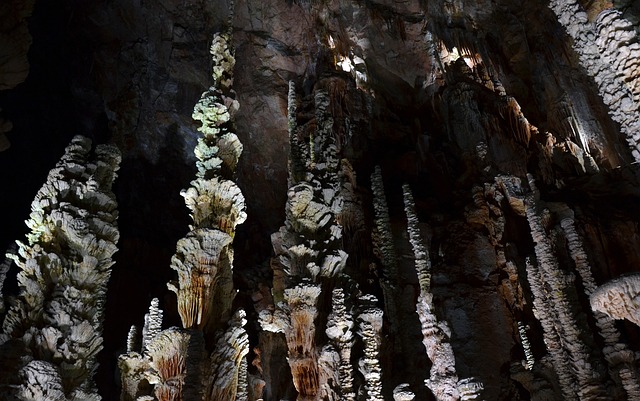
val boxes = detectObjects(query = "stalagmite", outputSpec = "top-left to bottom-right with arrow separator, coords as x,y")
167,229 -> 234,329
284,281 -> 322,400
371,166 -> 399,282
206,310 -> 250,401
498,174 -> 578,399
0,135 -> 121,401
357,294 -> 384,401
403,183 -> 483,400
517,322 -> 535,371
393,384 -> 415,401
146,328 -> 197,401
325,287 -> 356,401
561,214 -> 640,398
120,18 -> 248,400
525,174 -> 606,400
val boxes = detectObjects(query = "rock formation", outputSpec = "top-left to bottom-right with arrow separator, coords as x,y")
1,0 -> 640,400
0,135 -> 121,400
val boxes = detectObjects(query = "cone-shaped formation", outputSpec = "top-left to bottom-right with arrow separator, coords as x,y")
561,214 -> 640,398
168,229 -> 234,329
325,287 -> 356,401
357,294 -> 384,401
120,21 -> 249,401
169,29 -> 246,331
206,310 -> 250,401
403,183 -> 483,400
284,281 -> 322,398
261,80 -> 365,401
0,135 -> 121,400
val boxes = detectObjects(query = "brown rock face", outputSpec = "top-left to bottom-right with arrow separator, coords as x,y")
1,0 -> 640,400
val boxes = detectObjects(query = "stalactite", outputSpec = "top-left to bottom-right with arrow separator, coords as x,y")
560,214 -> 640,398
547,0 -> 640,161
525,174 -> 607,400
0,135 -> 121,400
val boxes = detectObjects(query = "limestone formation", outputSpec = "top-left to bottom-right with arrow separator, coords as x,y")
284,281 -> 322,399
526,175 -> 608,400
120,22 -> 249,401
404,183 -> 483,401
325,287 -> 356,401
0,135 -> 121,400
561,213 -> 640,398
591,274 -> 640,327
548,0 -> 640,160
356,294 -> 384,401
517,322 -> 535,371
206,310 -> 250,401
167,229 -> 234,329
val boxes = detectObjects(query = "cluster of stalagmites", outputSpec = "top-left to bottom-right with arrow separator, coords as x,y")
548,1 -> 640,160
259,81 -> 362,401
0,135 -> 121,400
496,174 -> 640,400
118,29 -> 249,401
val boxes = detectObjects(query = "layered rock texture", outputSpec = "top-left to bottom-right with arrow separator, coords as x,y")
1,0 -> 640,400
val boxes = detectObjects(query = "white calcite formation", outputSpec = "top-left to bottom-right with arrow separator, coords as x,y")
206,310 -> 250,401
356,294 -> 384,401
261,80 -> 364,401
393,383 -> 415,401
548,1 -> 640,161
517,322 -> 535,371
524,175 -> 607,400
561,214 -> 640,399
591,274 -> 640,327
119,26 -> 249,401
167,229 -> 234,330
403,184 -> 483,401
325,287 -> 356,401
0,135 -> 121,400
169,29 -> 246,332
284,281 -> 322,399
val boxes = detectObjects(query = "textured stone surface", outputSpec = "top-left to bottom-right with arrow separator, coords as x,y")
1,0 -> 640,400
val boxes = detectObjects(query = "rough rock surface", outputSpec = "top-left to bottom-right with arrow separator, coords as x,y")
1,0 -> 640,400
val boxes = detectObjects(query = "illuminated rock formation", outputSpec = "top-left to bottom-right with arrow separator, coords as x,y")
591,274 -> 640,327
356,294 -> 384,401
119,23 -> 249,401
561,213 -> 640,399
325,287 -> 356,401
548,0 -> 640,160
403,183 -> 483,401
0,135 -> 121,400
